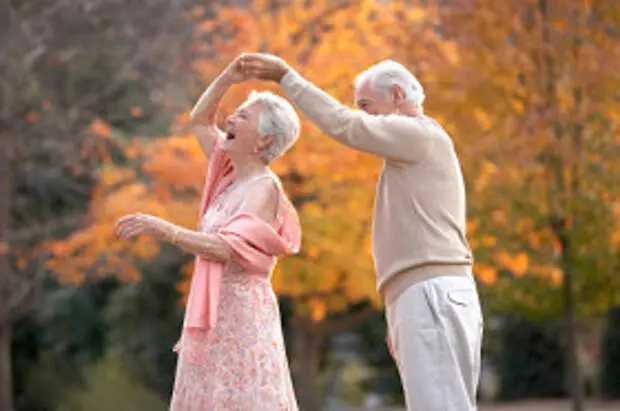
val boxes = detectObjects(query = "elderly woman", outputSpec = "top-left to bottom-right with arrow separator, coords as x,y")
115,59 -> 301,410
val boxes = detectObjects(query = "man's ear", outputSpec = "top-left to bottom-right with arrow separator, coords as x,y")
257,134 -> 275,151
391,84 -> 406,105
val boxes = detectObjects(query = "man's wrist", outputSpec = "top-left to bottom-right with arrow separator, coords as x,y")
276,67 -> 290,83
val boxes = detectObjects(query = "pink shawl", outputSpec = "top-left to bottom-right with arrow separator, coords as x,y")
183,141 -> 301,332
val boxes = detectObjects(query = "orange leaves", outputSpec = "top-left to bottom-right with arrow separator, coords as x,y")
480,235 -> 497,247
491,210 -> 507,225
494,251 -> 529,277
530,264 -> 563,285
473,108 -> 493,132
99,167 -> 137,189
90,118 -> 112,138
43,0 -> 620,324
197,20 -> 217,33
466,219 -> 479,236
131,106 -> 143,117
190,5 -> 205,19
475,265 -> 497,285
510,252 -> 529,277
309,298 -> 327,322
26,111 -> 39,123
612,231 -> 620,248
473,160 -> 498,192
406,7 -> 426,23
0,241 -> 8,255
441,41 -> 460,66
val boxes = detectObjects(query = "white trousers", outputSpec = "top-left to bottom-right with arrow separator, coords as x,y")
386,275 -> 484,411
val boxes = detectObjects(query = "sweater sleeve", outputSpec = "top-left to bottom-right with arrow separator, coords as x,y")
281,70 -> 435,163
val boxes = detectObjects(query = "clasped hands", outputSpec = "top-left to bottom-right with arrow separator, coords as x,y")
221,53 -> 292,85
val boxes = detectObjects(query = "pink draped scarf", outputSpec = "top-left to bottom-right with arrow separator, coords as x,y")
182,140 -> 301,332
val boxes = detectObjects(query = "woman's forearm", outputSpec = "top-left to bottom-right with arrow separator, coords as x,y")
190,72 -> 234,125
160,222 -> 233,262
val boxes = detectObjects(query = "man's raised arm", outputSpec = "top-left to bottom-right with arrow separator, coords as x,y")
241,53 -> 435,163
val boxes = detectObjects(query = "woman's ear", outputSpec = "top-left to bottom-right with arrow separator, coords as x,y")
256,135 -> 275,152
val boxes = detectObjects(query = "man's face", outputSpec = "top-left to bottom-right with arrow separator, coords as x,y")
355,80 -> 397,115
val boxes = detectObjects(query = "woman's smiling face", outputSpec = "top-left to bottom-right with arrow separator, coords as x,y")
221,101 -> 262,154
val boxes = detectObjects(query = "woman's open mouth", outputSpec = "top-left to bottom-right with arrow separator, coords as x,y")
226,130 -> 236,140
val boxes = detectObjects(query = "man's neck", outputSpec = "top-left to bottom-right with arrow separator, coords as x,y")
399,105 -> 423,117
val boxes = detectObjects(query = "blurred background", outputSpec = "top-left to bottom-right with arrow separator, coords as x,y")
1,0 -> 619,410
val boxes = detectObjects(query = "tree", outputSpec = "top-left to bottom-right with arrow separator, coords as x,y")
427,2 -> 620,409
45,0 -> 620,410
46,1 -> 403,408
601,306 -> 620,398
0,0 -> 200,408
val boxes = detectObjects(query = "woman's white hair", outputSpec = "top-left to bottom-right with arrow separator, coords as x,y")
354,60 -> 426,107
244,91 -> 300,164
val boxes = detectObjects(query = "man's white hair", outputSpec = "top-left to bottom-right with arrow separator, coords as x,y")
354,60 -> 426,107
245,91 -> 300,164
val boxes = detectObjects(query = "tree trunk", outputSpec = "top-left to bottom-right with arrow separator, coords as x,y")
552,216 -> 584,411
0,324 -> 12,411
562,251 -> 584,411
538,0 -> 585,407
0,123 -> 14,411
290,321 -> 324,411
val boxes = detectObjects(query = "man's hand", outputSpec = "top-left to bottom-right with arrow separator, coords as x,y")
386,333 -> 395,359
240,53 -> 291,83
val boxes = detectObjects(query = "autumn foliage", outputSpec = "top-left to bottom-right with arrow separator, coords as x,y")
47,0 -> 620,321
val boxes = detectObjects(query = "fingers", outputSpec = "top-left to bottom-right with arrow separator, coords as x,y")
239,53 -> 279,69
239,52 -> 265,63
115,213 -> 148,239
118,225 -> 144,239
237,66 -> 261,80
116,214 -> 139,226
236,53 -> 287,82
241,60 -> 266,70
116,220 -> 141,238
238,61 -> 272,80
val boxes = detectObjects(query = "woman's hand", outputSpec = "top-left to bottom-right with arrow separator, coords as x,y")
221,57 -> 249,85
115,213 -> 171,240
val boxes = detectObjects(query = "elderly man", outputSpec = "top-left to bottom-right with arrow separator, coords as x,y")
240,53 -> 484,411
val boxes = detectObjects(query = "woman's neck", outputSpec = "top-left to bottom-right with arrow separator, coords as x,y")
229,154 -> 269,180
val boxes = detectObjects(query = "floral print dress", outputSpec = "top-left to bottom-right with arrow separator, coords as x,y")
169,173 -> 298,411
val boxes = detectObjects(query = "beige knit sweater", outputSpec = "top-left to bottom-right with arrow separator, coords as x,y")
281,70 -> 473,303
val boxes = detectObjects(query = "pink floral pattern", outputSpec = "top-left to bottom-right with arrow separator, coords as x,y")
170,174 -> 298,411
